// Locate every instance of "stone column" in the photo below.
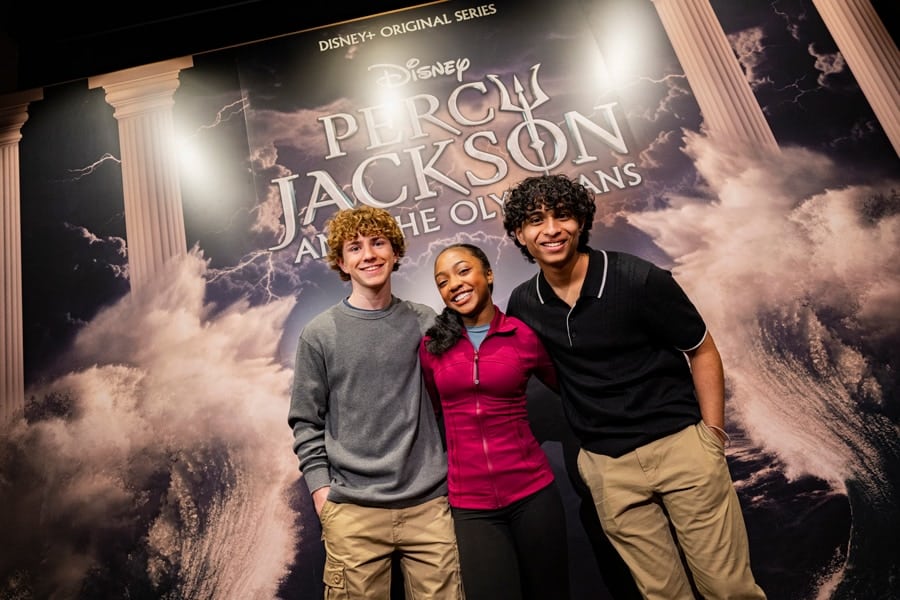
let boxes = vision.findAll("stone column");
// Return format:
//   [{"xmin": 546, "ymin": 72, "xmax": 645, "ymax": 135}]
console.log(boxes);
[
  {"xmin": 0, "ymin": 88, "xmax": 43, "ymax": 425},
  {"xmin": 652, "ymin": 0, "xmax": 780, "ymax": 154},
  {"xmin": 89, "ymin": 56, "xmax": 194, "ymax": 295},
  {"xmin": 812, "ymin": 0, "xmax": 900, "ymax": 156}
]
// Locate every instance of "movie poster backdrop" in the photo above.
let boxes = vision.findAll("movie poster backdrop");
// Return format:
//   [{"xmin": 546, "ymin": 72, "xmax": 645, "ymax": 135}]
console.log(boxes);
[{"xmin": 5, "ymin": 0, "xmax": 898, "ymax": 598}]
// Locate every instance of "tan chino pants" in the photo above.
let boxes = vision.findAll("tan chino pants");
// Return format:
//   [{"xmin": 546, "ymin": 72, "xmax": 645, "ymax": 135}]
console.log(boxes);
[
  {"xmin": 319, "ymin": 495, "xmax": 464, "ymax": 600},
  {"xmin": 577, "ymin": 422, "xmax": 766, "ymax": 600}
]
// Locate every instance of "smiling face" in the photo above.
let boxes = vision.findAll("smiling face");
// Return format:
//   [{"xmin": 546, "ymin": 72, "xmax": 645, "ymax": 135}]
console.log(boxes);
[
  {"xmin": 338, "ymin": 233, "xmax": 398, "ymax": 293},
  {"xmin": 503, "ymin": 174, "xmax": 596, "ymax": 264},
  {"xmin": 434, "ymin": 245, "xmax": 494, "ymax": 326},
  {"xmin": 514, "ymin": 203, "xmax": 582, "ymax": 269}
]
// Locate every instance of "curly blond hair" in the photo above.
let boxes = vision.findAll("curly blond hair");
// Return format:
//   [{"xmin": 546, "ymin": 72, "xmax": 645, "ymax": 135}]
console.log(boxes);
[{"xmin": 324, "ymin": 206, "xmax": 407, "ymax": 281}]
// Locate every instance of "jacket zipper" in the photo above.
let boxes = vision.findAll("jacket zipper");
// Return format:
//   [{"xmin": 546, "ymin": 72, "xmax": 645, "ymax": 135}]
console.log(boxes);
[{"xmin": 472, "ymin": 346, "xmax": 498, "ymax": 503}]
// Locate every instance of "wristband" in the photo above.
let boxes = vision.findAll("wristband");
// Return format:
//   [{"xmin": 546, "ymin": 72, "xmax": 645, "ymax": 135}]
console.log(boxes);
[{"xmin": 706, "ymin": 423, "xmax": 730, "ymax": 445}]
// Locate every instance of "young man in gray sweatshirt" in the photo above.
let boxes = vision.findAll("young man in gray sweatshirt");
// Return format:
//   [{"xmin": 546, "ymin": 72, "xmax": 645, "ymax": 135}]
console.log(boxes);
[{"xmin": 288, "ymin": 205, "xmax": 463, "ymax": 599}]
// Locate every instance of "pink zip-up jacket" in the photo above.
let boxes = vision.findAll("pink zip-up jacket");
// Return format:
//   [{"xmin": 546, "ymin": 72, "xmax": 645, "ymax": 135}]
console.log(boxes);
[{"xmin": 419, "ymin": 306, "xmax": 559, "ymax": 510}]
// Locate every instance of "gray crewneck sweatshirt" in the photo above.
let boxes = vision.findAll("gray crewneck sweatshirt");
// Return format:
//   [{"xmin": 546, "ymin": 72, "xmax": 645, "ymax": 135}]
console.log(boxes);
[{"xmin": 288, "ymin": 296, "xmax": 448, "ymax": 507}]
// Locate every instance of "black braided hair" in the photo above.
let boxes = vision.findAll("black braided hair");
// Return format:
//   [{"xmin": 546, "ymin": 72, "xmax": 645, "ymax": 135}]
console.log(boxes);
[{"xmin": 424, "ymin": 243, "xmax": 493, "ymax": 356}]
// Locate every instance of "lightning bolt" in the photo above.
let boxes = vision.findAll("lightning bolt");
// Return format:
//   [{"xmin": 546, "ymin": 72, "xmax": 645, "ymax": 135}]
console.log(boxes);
[
  {"xmin": 206, "ymin": 249, "xmax": 284, "ymax": 303},
  {"xmin": 774, "ymin": 75, "xmax": 817, "ymax": 108},
  {"xmin": 187, "ymin": 97, "xmax": 249, "ymax": 140},
  {"xmin": 61, "ymin": 153, "xmax": 121, "ymax": 181},
  {"xmin": 770, "ymin": 1, "xmax": 806, "ymax": 42},
  {"xmin": 634, "ymin": 72, "xmax": 687, "ymax": 87}
]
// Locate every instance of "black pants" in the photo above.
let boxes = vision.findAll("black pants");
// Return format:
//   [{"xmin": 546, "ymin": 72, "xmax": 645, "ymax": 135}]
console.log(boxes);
[{"xmin": 451, "ymin": 482, "xmax": 571, "ymax": 600}]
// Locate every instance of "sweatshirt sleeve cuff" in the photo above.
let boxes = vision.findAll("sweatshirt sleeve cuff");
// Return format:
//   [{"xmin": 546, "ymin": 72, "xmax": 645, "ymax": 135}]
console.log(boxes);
[{"xmin": 302, "ymin": 467, "xmax": 331, "ymax": 494}]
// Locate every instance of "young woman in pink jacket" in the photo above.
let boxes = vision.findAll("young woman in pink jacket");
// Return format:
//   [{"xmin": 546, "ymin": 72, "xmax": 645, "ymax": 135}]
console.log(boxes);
[{"xmin": 419, "ymin": 243, "xmax": 571, "ymax": 600}]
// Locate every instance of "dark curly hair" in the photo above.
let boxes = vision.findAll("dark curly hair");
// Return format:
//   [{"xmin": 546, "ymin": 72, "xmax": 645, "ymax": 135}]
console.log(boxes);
[
  {"xmin": 324, "ymin": 205, "xmax": 406, "ymax": 281},
  {"xmin": 424, "ymin": 243, "xmax": 493, "ymax": 356},
  {"xmin": 502, "ymin": 173, "xmax": 596, "ymax": 263}
]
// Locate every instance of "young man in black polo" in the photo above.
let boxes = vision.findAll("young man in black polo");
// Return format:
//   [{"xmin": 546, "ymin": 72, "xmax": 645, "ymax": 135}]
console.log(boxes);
[{"xmin": 502, "ymin": 174, "xmax": 765, "ymax": 600}]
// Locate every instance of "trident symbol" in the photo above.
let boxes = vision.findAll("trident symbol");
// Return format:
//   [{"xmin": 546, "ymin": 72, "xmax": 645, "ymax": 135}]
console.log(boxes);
[{"xmin": 487, "ymin": 63, "xmax": 552, "ymax": 170}]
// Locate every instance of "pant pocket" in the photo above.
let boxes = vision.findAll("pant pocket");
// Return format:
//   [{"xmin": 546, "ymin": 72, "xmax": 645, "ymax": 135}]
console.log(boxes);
[
  {"xmin": 695, "ymin": 422, "xmax": 726, "ymax": 465},
  {"xmin": 323, "ymin": 557, "xmax": 347, "ymax": 600}
]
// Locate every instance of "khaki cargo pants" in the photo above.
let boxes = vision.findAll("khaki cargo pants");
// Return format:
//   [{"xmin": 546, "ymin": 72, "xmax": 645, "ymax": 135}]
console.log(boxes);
[{"xmin": 319, "ymin": 495, "xmax": 464, "ymax": 599}]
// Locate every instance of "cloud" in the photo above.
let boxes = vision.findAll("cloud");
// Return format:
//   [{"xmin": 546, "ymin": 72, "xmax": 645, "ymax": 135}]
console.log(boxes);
[
  {"xmin": 729, "ymin": 27, "xmax": 775, "ymax": 89},
  {"xmin": 3, "ymin": 250, "xmax": 302, "ymax": 599},
  {"xmin": 808, "ymin": 43, "xmax": 846, "ymax": 88},
  {"xmin": 627, "ymin": 132, "xmax": 899, "ymax": 486}
]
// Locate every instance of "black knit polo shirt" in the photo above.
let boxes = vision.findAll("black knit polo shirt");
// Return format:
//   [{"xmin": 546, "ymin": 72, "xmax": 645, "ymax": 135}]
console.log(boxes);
[{"xmin": 507, "ymin": 249, "xmax": 706, "ymax": 457}]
